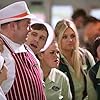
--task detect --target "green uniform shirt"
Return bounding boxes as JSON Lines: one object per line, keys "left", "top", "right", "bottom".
{"left": 45, "top": 68, "right": 72, "bottom": 100}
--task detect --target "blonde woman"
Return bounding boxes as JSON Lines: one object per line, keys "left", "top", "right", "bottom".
{"left": 55, "top": 19, "right": 97, "bottom": 100}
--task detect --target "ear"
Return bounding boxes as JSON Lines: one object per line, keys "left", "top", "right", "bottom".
{"left": 37, "top": 52, "right": 44, "bottom": 60}
{"left": 9, "top": 22, "right": 18, "bottom": 32}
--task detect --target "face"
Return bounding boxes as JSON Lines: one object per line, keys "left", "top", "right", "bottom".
{"left": 74, "top": 16, "right": 85, "bottom": 29}
{"left": 61, "top": 28, "right": 76, "bottom": 52}
{"left": 84, "top": 22, "right": 100, "bottom": 41}
{"left": 92, "top": 22, "right": 100, "bottom": 40}
{"left": 40, "top": 42, "right": 60, "bottom": 69}
{"left": 26, "top": 29, "right": 48, "bottom": 54}
{"left": 15, "top": 18, "right": 31, "bottom": 44}
{"left": 96, "top": 45, "right": 100, "bottom": 60}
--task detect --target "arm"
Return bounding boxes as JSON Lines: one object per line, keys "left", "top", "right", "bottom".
{"left": 0, "top": 87, "right": 7, "bottom": 100}
{"left": 84, "top": 49, "right": 95, "bottom": 67}
{"left": 87, "top": 73, "right": 97, "bottom": 100}
{"left": 62, "top": 74, "right": 72, "bottom": 100}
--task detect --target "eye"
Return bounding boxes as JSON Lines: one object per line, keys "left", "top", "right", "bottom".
{"left": 50, "top": 51, "right": 55, "bottom": 54}
{"left": 70, "top": 34, "right": 76, "bottom": 38}
{"left": 62, "top": 35, "right": 68, "bottom": 39}
{"left": 57, "top": 51, "right": 60, "bottom": 54}
{"left": 40, "top": 36, "right": 46, "bottom": 41}
{"left": 31, "top": 32, "right": 37, "bottom": 37}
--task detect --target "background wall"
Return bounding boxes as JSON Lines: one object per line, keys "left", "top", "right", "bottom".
{"left": 0, "top": 0, "right": 100, "bottom": 26}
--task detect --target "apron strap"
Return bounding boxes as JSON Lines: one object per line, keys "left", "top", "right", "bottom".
{"left": 0, "top": 35, "right": 14, "bottom": 53}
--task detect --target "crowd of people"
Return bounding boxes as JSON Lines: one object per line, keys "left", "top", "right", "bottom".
{"left": 0, "top": 1, "right": 100, "bottom": 100}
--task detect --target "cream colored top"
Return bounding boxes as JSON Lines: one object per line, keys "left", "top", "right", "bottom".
{"left": 62, "top": 54, "right": 97, "bottom": 100}
{"left": 64, "top": 58, "right": 85, "bottom": 100}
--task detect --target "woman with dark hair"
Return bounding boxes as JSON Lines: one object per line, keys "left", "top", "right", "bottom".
{"left": 89, "top": 37, "right": 100, "bottom": 100}
{"left": 92, "top": 37, "right": 100, "bottom": 62}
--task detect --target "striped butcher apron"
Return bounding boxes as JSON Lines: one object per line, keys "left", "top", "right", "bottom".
{"left": 0, "top": 36, "right": 46, "bottom": 100}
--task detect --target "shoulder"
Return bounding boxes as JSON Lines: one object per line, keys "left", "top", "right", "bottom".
{"left": 51, "top": 68, "right": 69, "bottom": 81}
{"left": 0, "top": 87, "right": 7, "bottom": 100}
{"left": 79, "top": 47, "right": 90, "bottom": 54}
{"left": 79, "top": 47, "right": 94, "bottom": 58}
{"left": 79, "top": 47, "right": 95, "bottom": 64}
{"left": 51, "top": 68, "right": 67, "bottom": 76}
{"left": 89, "top": 61, "right": 100, "bottom": 74}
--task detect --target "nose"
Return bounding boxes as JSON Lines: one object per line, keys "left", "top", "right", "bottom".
{"left": 34, "top": 36, "right": 39, "bottom": 42}
{"left": 55, "top": 52, "right": 60, "bottom": 59}
{"left": 67, "top": 36, "right": 73, "bottom": 42}
{"left": 27, "top": 25, "right": 32, "bottom": 33}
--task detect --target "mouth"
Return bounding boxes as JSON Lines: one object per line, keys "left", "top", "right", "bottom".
{"left": 68, "top": 43, "right": 73, "bottom": 45}
{"left": 30, "top": 44, "right": 37, "bottom": 48}
{"left": 54, "top": 59, "right": 60, "bottom": 63}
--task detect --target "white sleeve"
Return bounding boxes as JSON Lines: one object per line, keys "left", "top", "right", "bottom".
{"left": 0, "top": 55, "right": 4, "bottom": 70}
{"left": 0, "top": 87, "right": 7, "bottom": 100}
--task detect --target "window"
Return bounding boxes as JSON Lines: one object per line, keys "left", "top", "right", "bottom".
{"left": 51, "top": 5, "right": 73, "bottom": 28}
{"left": 90, "top": 8, "right": 100, "bottom": 19}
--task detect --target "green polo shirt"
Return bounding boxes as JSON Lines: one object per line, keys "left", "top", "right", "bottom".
{"left": 45, "top": 68, "right": 72, "bottom": 100}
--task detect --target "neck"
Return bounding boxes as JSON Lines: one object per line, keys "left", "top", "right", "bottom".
{"left": 41, "top": 63, "right": 51, "bottom": 81}
{"left": 62, "top": 49, "right": 74, "bottom": 67}
{"left": 62, "top": 49, "right": 72, "bottom": 60}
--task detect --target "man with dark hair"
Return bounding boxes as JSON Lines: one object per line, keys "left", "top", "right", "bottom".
{"left": 71, "top": 8, "right": 87, "bottom": 47}
{"left": 72, "top": 8, "right": 87, "bottom": 29}
{"left": 84, "top": 16, "right": 100, "bottom": 54}
{"left": 89, "top": 37, "right": 100, "bottom": 100}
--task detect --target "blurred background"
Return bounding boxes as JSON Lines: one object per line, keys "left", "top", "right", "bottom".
{"left": 0, "top": 0, "right": 100, "bottom": 27}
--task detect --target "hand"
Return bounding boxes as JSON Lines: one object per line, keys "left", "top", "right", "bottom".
{"left": 0, "top": 38, "right": 4, "bottom": 53}
{"left": 0, "top": 64, "right": 8, "bottom": 85}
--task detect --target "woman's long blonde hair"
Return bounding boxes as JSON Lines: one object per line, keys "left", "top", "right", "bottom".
{"left": 55, "top": 19, "right": 82, "bottom": 78}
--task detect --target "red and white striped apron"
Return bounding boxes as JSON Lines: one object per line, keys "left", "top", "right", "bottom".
{"left": 0, "top": 36, "right": 46, "bottom": 100}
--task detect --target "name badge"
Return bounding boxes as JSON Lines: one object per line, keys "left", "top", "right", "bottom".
{"left": 52, "top": 86, "right": 60, "bottom": 91}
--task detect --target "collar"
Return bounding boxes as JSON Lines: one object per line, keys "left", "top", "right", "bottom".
{"left": 46, "top": 68, "right": 56, "bottom": 84}
{"left": 24, "top": 44, "right": 40, "bottom": 67}
{"left": 1, "top": 34, "right": 27, "bottom": 53}
{"left": 96, "top": 65, "right": 100, "bottom": 78}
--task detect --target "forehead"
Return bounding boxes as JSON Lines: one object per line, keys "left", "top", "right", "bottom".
{"left": 31, "top": 23, "right": 48, "bottom": 32}
{"left": 63, "top": 27, "right": 75, "bottom": 35}
{"left": 97, "top": 45, "right": 100, "bottom": 49}
{"left": 20, "top": 18, "right": 30, "bottom": 22}
{"left": 76, "top": 16, "right": 85, "bottom": 21}
{"left": 95, "top": 22, "right": 100, "bottom": 29}
{"left": 31, "top": 29, "right": 48, "bottom": 37}
{"left": 46, "top": 42, "right": 58, "bottom": 51}
{"left": 16, "top": 18, "right": 31, "bottom": 25}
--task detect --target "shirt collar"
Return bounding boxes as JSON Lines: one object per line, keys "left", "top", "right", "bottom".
{"left": 1, "top": 34, "right": 26, "bottom": 53}
{"left": 46, "top": 68, "right": 56, "bottom": 84}
{"left": 24, "top": 44, "right": 40, "bottom": 67}
{"left": 96, "top": 65, "right": 100, "bottom": 78}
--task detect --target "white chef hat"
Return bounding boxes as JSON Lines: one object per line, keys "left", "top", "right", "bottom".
{"left": 0, "top": 1, "right": 37, "bottom": 25}
{"left": 30, "top": 19, "right": 55, "bottom": 52}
